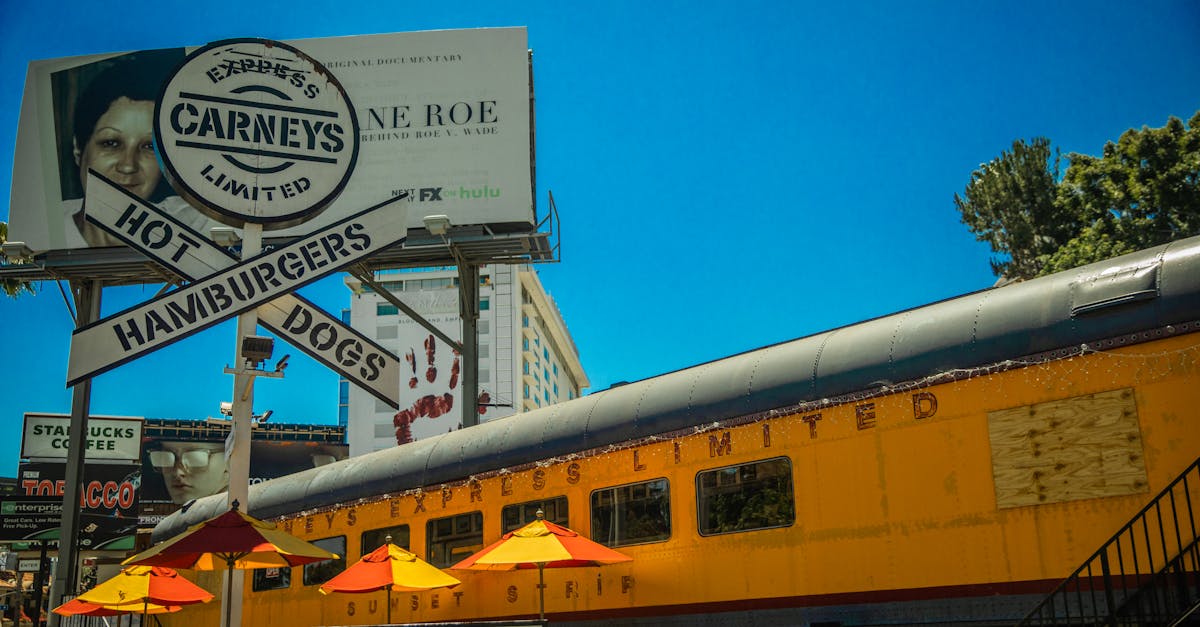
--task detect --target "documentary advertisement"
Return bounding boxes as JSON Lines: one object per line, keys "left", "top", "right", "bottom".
{"left": 138, "top": 435, "right": 348, "bottom": 525}
{"left": 0, "top": 462, "right": 140, "bottom": 549}
{"left": 9, "top": 27, "right": 533, "bottom": 254}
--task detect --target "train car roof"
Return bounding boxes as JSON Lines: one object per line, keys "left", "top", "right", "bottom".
{"left": 154, "top": 235, "right": 1200, "bottom": 541}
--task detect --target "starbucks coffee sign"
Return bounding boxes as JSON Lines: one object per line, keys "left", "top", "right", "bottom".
{"left": 156, "top": 38, "right": 359, "bottom": 229}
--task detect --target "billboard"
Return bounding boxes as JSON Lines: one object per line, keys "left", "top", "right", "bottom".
{"left": 0, "top": 462, "right": 140, "bottom": 549}
{"left": 9, "top": 27, "right": 533, "bottom": 255}
{"left": 138, "top": 432, "right": 347, "bottom": 525}
{"left": 20, "top": 413, "right": 143, "bottom": 462}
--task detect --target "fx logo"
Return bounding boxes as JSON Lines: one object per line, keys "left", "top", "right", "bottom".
{"left": 419, "top": 187, "right": 443, "bottom": 201}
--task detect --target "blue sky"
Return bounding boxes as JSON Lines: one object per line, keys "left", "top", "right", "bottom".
{"left": 0, "top": 0, "right": 1197, "bottom": 476}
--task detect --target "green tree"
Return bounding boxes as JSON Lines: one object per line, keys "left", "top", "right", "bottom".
{"left": 954, "top": 138, "right": 1079, "bottom": 278}
{"left": 0, "top": 221, "right": 36, "bottom": 297}
{"left": 957, "top": 112, "right": 1200, "bottom": 279}
{"left": 1043, "top": 112, "right": 1200, "bottom": 274}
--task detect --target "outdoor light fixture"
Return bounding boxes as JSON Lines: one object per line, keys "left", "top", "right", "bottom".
{"left": 219, "top": 401, "right": 233, "bottom": 417}
{"left": 423, "top": 214, "right": 451, "bottom": 236}
{"left": 241, "top": 335, "right": 274, "bottom": 366}
{"left": 209, "top": 227, "right": 242, "bottom": 248}
{"left": 2, "top": 241, "right": 34, "bottom": 263}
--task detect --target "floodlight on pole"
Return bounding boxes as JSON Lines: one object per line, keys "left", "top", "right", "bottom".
{"left": 423, "top": 215, "right": 451, "bottom": 236}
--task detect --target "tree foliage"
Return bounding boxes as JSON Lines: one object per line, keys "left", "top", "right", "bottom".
{"left": 957, "top": 112, "right": 1200, "bottom": 279}
{"left": 0, "top": 221, "right": 35, "bottom": 298}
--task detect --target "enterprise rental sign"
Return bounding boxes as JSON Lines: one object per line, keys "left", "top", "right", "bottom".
{"left": 21, "top": 413, "right": 143, "bottom": 461}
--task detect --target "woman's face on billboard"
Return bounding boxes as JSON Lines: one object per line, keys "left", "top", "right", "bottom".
{"left": 151, "top": 441, "right": 229, "bottom": 504}
{"left": 74, "top": 96, "right": 160, "bottom": 200}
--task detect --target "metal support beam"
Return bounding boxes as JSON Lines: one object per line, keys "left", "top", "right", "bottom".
{"left": 455, "top": 252, "right": 480, "bottom": 429}
{"left": 47, "top": 279, "right": 101, "bottom": 627}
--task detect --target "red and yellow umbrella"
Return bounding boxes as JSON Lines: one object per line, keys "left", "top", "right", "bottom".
{"left": 320, "top": 537, "right": 460, "bottom": 623}
{"left": 52, "top": 565, "right": 210, "bottom": 621}
{"left": 452, "top": 511, "right": 631, "bottom": 621}
{"left": 54, "top": 597, "right": 182, "bottom": 617}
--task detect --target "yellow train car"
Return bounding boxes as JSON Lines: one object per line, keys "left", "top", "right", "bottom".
{"left": 155, "top": 237, "right": 1200, "bottom": 625}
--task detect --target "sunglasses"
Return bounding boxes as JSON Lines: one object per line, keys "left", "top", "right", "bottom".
{"left": 148, "top": 449, "right": 219, "bottom": 471}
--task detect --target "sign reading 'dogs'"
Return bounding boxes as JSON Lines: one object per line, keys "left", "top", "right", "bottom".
{"left": 156, "top": 38, "right": 360, "bottom": 229}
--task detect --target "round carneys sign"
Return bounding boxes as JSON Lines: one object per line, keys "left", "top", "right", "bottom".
{"left": 155, "top": 38, "right": 359, "bottom": 229}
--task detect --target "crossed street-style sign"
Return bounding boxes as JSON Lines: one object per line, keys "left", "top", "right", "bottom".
{"left": 66, "top": 171, "right": 407, "bottom": 409}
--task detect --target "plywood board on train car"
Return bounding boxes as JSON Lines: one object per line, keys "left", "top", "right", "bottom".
{"left": 988, "top": 387, "right": 1149, "bottom": 509}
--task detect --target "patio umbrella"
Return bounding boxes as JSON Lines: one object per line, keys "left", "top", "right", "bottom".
{"left": 53, "top": 596, "right": 182, "bottom": 617}
{"left": 123, "top": 500, "right": 338, "bottom": 627}
{"left": 320, "top": 536, "right": 460, "bottom": 623}
{"left": 451, "top": 510, "right": 632, "bottom": 621}
{"left": 53, "top": 565, "right": 210, "bottom": 623}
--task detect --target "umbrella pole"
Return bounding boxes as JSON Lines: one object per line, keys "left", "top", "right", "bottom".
{"left": 537, "top": 562, "right": 545, "bottom": 623}
{"left": 224, "top": 559, "right": 235, "bottom": 627}
{"left": 386, "top": 586, "right": 391, "bottom": 624}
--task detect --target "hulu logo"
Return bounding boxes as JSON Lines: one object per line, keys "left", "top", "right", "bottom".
{"left": 450, "top": 185, "right": 501, "bottom": 200}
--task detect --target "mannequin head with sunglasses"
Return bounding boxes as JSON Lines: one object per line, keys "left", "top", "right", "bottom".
{"left": 148, "top": 441, "right": 229, "bottom": 504}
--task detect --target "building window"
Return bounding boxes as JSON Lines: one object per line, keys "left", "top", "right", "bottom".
{"left": 553, "top": 364, "right": 558, "bottom": 376}
{"left": 523, "top": 338, "right": 529, "bottom": 351}
{"left": 523, "top": 384, "right": 530, "bottom": 399}
{"left": 479, "top": 368, "right": 490, "bottom": 383}
{"left": 478, "top": 320, "right": 489, "bottom": 335}
{"left": 376, "top": 303, "right": 398, "bottom": 316}
{"left": 480, "top": 298, "right": 490, "bottom": 311}
{"left": 377, "top": 325, "right": 398, "bottom": 340}
{"left": 252, "top": 566, "right": 290, "bottom": 591}
{"left": 427, "top": 512, "right": 483, "bottom": 568}
{"left": 375, "top": 398, "right": 392, "bottom": 413}
{"left": 479, "top": 344, "right": 490, "bottom": 358}
{"left": 522, "top": 315, "right": 529, "bottom": 328}
{"left": 502, "top": 496, "right": 569, "bottom": 533}
{"left": 591, "top": 479, "right": 671, "bottom": 547}
{"left": 543, "top": 347, "right": 549, "bottom": 360}
{"left": 696, "top": 457, "right": 795, "bottom": 536}
{"left": 302, "top": 536, "right": 346, "bottom": 586}
{"left": 361, "top": 524, "right": 410, "bottom": 556}
{"left": 374, "top": 422, "right": 396, "bottom": 438}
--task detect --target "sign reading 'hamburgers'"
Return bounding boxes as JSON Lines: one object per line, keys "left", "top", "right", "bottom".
{"left": 156, "top": 38, "right": 360, "bottom": 229}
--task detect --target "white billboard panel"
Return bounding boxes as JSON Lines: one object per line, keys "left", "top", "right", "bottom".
{"left": 20, "top": 413, "right": 144, "bottom": 461}
{"left": 9, "top": 28, "right": 532, "bottom": 253}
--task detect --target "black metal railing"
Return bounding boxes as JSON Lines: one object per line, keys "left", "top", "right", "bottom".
{"left": 1017, "top": 456, "right": 1200, "bottom": 626}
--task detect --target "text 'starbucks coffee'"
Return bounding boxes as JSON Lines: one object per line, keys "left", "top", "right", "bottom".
{"left": 155, "top": 38, "right": 359, "bottom": 229}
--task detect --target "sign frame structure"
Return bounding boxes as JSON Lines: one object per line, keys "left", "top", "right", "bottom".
{"left": 20, "top": 413, "right": 144, "bottom": 462}
{"left": 80, "top": 172, "right": 404, "bottom": 408}
{"left": 66, "top": 175, "right": 409, "bottom": 386}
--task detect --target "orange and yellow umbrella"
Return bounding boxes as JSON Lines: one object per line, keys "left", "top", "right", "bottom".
{"left": 452, "top": 511, "right": 631, "bottom": 621}
{"left": 320, "top": 538, "right": 459, "bottom": 623}
{"left": 54, "top": 597, "right": 182, "bottom": 617}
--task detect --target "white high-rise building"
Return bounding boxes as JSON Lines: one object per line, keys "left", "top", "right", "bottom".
{"left": 342, "top": 264, "right": 588, "bottom": 456}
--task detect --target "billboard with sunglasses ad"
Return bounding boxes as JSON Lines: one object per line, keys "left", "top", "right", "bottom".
{"left": 139, "top": 434, "right": 347, "bottom": 525}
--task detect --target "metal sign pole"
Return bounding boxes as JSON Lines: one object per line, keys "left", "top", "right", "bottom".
{"left": 456, "top": 259, "right": 480, "bottom": 428}
{"left": 47, "top": 279, "right": 101, "bottom": 627}
{"left": 223, "top": 222, "right": 261, "bottom": 627}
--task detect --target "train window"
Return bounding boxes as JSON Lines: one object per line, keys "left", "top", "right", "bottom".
{"left": 502, "top": 496, "right": 569, "bottom": 533}
{"left": 361, "top": 524, "right": 410, "bottom": 556}
{"left": 696, "top": 457, "right": 795, "bottom": 536}
{"left": 590, "top": 478, "right": 670, "bottom": 547}
{"left": 427, "top": 511, "right": 483, "bottom": 568}
{"left": 302, "top": 536, "right": 346, "bottom": 586}
{"left": 251, "top": 566, "right": 291, "bottom": 592}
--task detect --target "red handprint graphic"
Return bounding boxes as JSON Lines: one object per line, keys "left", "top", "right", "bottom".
{"left": 393, "top": 333, "right": 492, "bottom": 445}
